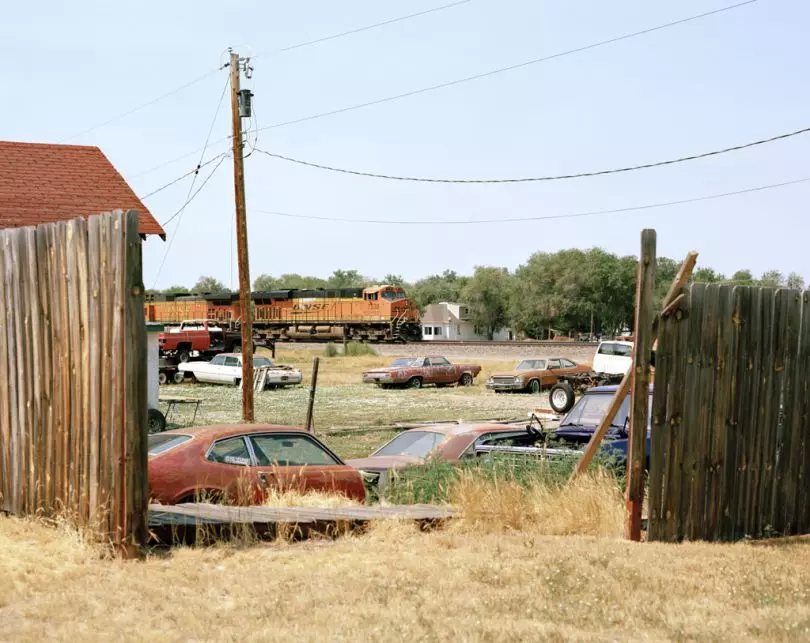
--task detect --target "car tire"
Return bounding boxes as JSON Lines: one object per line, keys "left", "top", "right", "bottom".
{"left": 147, "top": 408, "right": 166, "bottom": 434}
{"left": 406, "top": 377, "right": 422, "bottom": 389}
{"left": 158, "top": 372, "right": 168, "bottom": 386}
{"left": 549, "top": 382, "right": 576, "bottom": 414}
{"left": 234, "top": 378, "right": 241, "bottom": 388}
{"left": 177, "top": 349, "right": 191, "bottom": 364}
{"left": 459, "top": 373, "right": 474, "bottom": 387}
{"left": 172, "top": 371, "right": 185, "bottom": 384}
{"left": 528, "top": 379, "right": 541, "bottom": 394}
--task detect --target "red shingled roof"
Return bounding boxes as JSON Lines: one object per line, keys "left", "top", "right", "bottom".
{"left": 0, "top": 141, "right": 165, "bottom": 238}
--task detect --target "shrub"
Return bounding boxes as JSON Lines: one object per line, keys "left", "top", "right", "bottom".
{"left": 323, "top": 343, "right": 339, "bottom": 357}
{"left": 344, "top": 341, "right": 376, "bottom": 357}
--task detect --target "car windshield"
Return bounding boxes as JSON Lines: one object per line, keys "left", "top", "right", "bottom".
{"left": 390, "top": 358, "right": 418, "bottom": 367}
{"left": 517, "top": 359, "right": 546, "bottom": 371}
{"left": 253, "top": 357, "right": 273, "bottom": 367}
{"left": 373, "top": 431, "right": 447, "bottom": 460}
{"left": 560, "top": 392, "right": 652, "bottom": 429}
{"left": 148, "top": 434, "right": 192, "bottom": 456}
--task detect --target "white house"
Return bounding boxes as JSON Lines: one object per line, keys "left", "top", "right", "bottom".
{"left": 420, "top": 302, "right": 512, "bottom": 341}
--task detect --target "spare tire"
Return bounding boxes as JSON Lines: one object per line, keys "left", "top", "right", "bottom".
{"left": 549, "top": 382, "right": 576, "bottom": 414}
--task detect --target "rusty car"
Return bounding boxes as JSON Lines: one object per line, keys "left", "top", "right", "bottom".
{"left": 345, "top": 422, "right": 544, "bottom": 489}
{"left": 148, "top": 424, "right": 366, "bottom": 504}
{"left": 486, "top": 357, "right": 591, "bottom": 394}
{"left": 361, "top": 356, "right": 482, "bottom": 389}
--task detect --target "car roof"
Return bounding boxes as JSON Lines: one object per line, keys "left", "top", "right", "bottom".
{"left": 598, "top": 340, "right": 633, "bottom": 346}
{"left": 157, "top": 423, "right": 309, "bottom": 441}
{"left": 402, "top": 422, "right": 527, "bottom": 437}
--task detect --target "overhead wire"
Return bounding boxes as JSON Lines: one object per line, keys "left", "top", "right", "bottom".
{"left": 130, "top": 0, "right": 756, "bottom": 179}
{"left": 254, "top": 125, "right": 810, "bottom": 184}
{"left": 58, "top": 68, "right": 223, "bottom": 143}
{"left": 152, "top": 75, "right": 231, "bottom": 288}
{"left": 255, "top": 0, "right": 758, "bottom": 132}
{"left": 138, "top": 153, "right": 228, "bottom": 200}
{"left": 252, "top": 175, "right": 810, "bottom": 225}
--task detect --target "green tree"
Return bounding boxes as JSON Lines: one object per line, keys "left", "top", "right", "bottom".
{"left": 729, "top": 269, "right": 755, "bottom": 285}
{"left": 410, "top": 270, "right": 469, "bottom": 309}
{"left": 786, "top": 272, "right": 805, "bottom": 291}
{"left": 253, "top": 274, "right": 278, "bottom": 291}
{"left": 162, "top": 284, "right": 190, "bottom": 295}
{"left": 693, "top": 267, "right": 726, "bottom": 283}
{"left": 328, "top": 269, "right": 369, "bottom": 288}
{"left": 191, "top": 276, "right": 226, "bottom": 293}
{"left": 759, "top": 270, "right": 784, "bottom": 288}
{"left": 382, "top": 274, "right": 408, "bottom": 287}
{"left": 460, "top": 267, "right": 512, "bottom": 339}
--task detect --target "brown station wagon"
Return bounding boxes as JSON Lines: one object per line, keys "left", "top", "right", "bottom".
{"left": 486, "top": 357, "right": 590, "bottom": 394}
{"left": 362, "top": 356, "right": 482, "bottom": 389}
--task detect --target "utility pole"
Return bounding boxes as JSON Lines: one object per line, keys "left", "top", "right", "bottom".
{"left": 229, "top": 50, "right": 254, "bottom": 422}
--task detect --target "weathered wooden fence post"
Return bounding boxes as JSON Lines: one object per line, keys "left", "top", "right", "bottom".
{"left": 626, "top": 229, "right": 656, "bottom": 541}
{"left": 305, "top": 357, "right": 320, "bottom": 433}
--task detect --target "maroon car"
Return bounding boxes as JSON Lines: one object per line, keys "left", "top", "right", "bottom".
{"left": 346, "top": 422, "right": 542, "bottom": 489}
{"left": 148, "top": 424, "right": 366, "bottom": 505}
{"left": 362, "top": 356, "right": 482, "bottom": 389}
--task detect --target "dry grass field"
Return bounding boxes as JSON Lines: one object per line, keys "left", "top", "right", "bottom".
{"left": 3, "top": 472, "right": 810, "bottom": 642}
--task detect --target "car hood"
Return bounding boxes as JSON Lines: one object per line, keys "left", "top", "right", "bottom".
{"left": 344, "top": 455, "right": 422, "bottom": 471}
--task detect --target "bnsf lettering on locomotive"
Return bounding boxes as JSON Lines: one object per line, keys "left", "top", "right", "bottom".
{"left": 292, "top": 302, "right": 329, "bottom": 311}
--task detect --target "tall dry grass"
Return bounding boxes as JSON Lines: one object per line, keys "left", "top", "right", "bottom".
{"left": 450, "top": 467, "right": 624, "bottom": 537}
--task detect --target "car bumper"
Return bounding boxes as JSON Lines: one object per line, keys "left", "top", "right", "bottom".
{"left": 486, "top": 381, "right": 525, "bottom": 391}
{"left": 363, "top": 374, "right": 395, "bottom": 384}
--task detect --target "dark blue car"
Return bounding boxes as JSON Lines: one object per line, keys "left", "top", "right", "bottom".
{"left": 552, "top": 384, "right": 654, "bottom": 467}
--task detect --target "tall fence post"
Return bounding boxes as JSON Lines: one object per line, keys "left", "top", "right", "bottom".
{"left": 305, "top": 357, "right": 320, "bottom": 433}
{"left": 626, "top": 229, "right": 656, "bottom": 541}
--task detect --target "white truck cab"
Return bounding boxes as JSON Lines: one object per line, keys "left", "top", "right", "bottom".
{"left": 592, "top": 340, "right": 633, "bottom": 375}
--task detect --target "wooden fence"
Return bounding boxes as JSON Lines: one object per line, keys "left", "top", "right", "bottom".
{"left": 649, "top": 283, "right": 810, "bottom": 541}
{"left": 0, "top": 210, "right": 148, "bottom": 552}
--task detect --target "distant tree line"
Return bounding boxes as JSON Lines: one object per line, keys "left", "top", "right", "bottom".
{"left": 149, "top": 252, "right": 806, "bottom": 340}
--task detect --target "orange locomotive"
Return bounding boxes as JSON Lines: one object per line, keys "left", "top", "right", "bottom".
{"left": 144, "top": 284, "right": 422, "bottom": 343}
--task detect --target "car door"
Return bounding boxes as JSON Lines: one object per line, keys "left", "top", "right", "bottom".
{"left": 544, "top": 359, "right": 562, "bottom": 387}
{"left": 412, "top": 357, "right": 431, "bottom": 383}
{"left": 559, "top": 359, "right": 579, "bottom": 378}
{"left": 428, "top": 357, "right": 453, "bottom": 383}
{"left": 199, "top": 435, "right": 262, "bottom": 503}
{"left": 246, "top": 433, "right": 364, "bottom": 500}
{"left": 194, "top": 355, "right": 225, "bottom": 384}
{"left": 221, "top": 356, "right": 241, "bottom": 384}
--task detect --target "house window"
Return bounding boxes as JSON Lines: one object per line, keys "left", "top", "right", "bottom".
{"left": 423, "top": 327, "right": 433, "bottom": 336}
{"left": 434, "top": 326, "right": 443, "bottom": 337}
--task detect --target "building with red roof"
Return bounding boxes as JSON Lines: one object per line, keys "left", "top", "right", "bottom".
{"left": 0, "top": 141, "right": 165, "bottom": 239}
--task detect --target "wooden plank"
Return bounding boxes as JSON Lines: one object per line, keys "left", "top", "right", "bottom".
{"left": 625, "top": 229, "right": 656, "bottom": 541}
{"left": 86, "top": 216, "right": 102, "bottom": 526}
{"left": 689, "top": 283, "right": 719, "bottom": 540}
{"left": 748, "top": 288, "right": 774, "bottom": 537}
{"left": 73, "top": 218, "right": 90, "bottom": 524}
{"left": 98, "top": 215, "right": 113, "bottom": 534}
{"left": 54, "top": 223, "right": 72, "bottom": 514}
{"left": 9, "top": 231, "right": 27, "bottom": 515}
{"left": 110, "top": 212, "right": 126, "bottom": 547}
{"left": 64, "top": 220, "right": 81, "bottom": 515}
{"left": 24, "top": 228, "right": 44, "bottom": 511}
{"left": 678, "top": 283, "right": 705, "bottom": 540}
{"left": 759, "top": 289, "right": 790, "bottom": 535}
{"left": 798, "top": 292, "right": 810, "bottom": 533}
{"left": 14, "top": 232, "right": 35, "bottom": 514}
{"left": 35, "top": 225, "right": 55, "bottom": 511}
{"left": 647, "top": 298, "right": 673, "bottom": 541}
{"left": 719, "top": 287, "right": 744, "bottom": 539}
{"left": 661, "top": 293, "right": 691, "bottom": 542}
{"left": 774, "top": 290, "right": 802, "bottom": 534}
{"left": 0, "top": 232, "right": 10, "bottom": 513}
{"left": 705, "top": 285, "right": 734, "bottom": 540}
{"left": 123, "top": 211, "right": 148, "bottom": 553}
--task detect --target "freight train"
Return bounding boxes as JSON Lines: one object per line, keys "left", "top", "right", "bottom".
{"left": 144, "top": 284, "right": 422, "bottom": 343}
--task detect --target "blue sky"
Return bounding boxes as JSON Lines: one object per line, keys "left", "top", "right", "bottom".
{"left": 3, "top": 0, "right": 808, "bottom": 289}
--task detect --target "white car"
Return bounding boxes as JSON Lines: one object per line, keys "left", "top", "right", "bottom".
{"left": 592, "top": 340, "right": 633, "bottom": 376}
{"left": 177, "top": 353, "right": 303, "bottom": 388}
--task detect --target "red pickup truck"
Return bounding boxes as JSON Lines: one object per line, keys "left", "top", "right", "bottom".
{"left": 362, "top": 356, "right": 482, "bottom": 389}
{"left": 159, "top": 320, "right": 242, "bottom": 363}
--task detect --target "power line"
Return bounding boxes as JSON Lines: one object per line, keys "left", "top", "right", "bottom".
{"left": 256, "top": 0, "right": 758, "bottom": 131}
{"left": 275, "top": 0, "right": 472, "bottom": 53}
{"left": 152, "top": 76, "right": 230, "bottom": 288}
{"left": 58, "top": 68, "right": 223, "bottom": 143}
{"left": 252, "top": 175, "right": 810, "bottom": 225}
{"left": 255, "top": 125, "right": 810, "bottom": 184}
{"left": 138, "top": 153, "right": 228, "bottom": 200}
